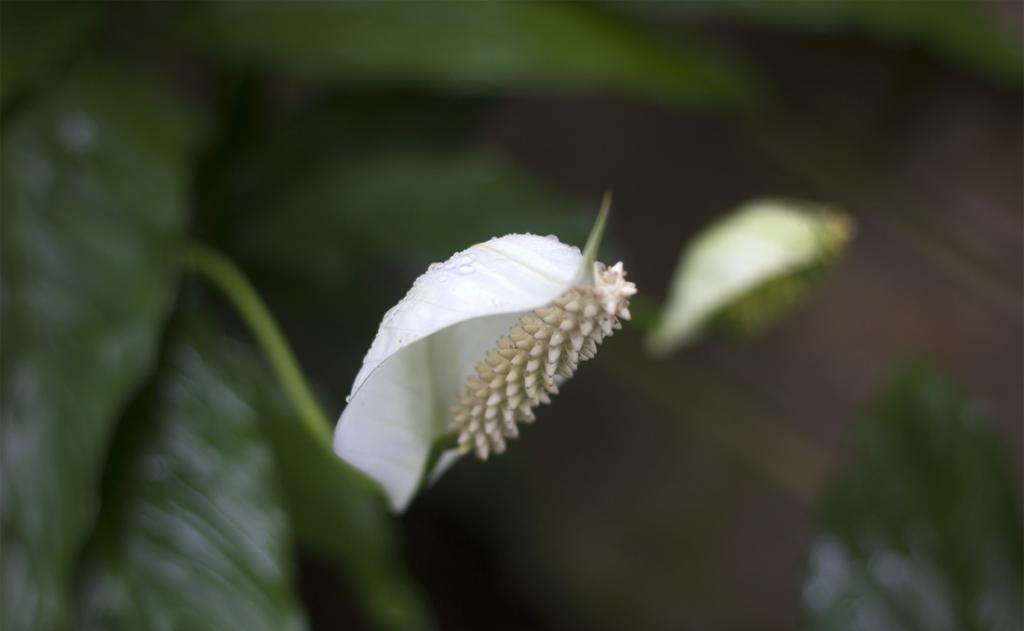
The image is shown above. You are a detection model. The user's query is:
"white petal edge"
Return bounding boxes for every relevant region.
[334,234,583,511]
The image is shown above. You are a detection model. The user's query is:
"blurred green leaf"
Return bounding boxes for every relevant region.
[687,0,1023,87]
[202,95,592,350]
[803,368,1023,631]
[162,300,432,630]
[647,198,853,355]
[182,1,755,105]
[227,147,589,295]
[76,322,306,631]
[260,398,433,631]
[0,63,192,630]
[0,1,103,105]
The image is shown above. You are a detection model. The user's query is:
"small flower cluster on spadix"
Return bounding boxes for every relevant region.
[451,262,635,459]
[333,232,635,511]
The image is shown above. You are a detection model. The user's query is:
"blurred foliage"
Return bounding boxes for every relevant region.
[204,96,591,354]
[257,363,432,631]
[680,0,1023,88]
[221,131,590,307]
[0,62,192,631]
[0,1,102,105]
[182,1,755,105]
[75,321,306,631]
[804,368,1023,631]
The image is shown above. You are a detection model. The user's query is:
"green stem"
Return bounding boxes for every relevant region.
[179,242,333,448]
[574,190,613,286]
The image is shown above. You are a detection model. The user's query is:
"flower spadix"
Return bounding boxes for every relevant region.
[334,232,635,511]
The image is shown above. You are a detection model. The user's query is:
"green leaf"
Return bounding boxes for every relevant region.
[803,368,1023,631]
[0,1,103,105]
[260,403,433,631]
[683,0,1023,87]
[75,322,306,631]
[225,144,590,305]
[0,63,193,630]
[647,198,853,356]
[154,302,430,629]
[181,1,755,105]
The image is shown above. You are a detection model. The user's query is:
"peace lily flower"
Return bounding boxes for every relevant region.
[334,205,635,511]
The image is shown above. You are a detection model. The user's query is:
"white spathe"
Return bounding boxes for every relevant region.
[334,234,583,511]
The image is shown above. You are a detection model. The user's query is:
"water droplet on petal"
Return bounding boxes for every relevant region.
[428,262,441,271]
[457,264,474,275]
[439,273,450,283]
[545,234,559,241]
[345,394,353,403]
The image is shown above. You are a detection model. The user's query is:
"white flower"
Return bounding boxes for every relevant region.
[334,233,635,511]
